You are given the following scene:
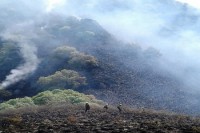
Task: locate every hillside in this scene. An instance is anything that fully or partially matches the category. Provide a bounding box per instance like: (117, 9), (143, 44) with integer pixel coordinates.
(0, 15), (197, 114)
(1, 103), (200, 133)
(2, 0), (200, 132)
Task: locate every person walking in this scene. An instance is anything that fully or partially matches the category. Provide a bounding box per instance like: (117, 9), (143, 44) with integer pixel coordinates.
(117, 104), (122, 113)
(104, 103), (108, 110)
(85, 102), (90, 112)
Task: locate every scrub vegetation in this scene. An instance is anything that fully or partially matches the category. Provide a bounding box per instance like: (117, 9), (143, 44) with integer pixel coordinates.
(0, 89), (104, 111)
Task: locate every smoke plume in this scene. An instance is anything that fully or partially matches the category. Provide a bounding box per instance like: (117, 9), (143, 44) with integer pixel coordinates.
(0, 22), (39, 89)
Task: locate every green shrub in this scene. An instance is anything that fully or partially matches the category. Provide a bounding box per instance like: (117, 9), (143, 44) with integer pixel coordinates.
(69, 52), (98, 68)
(32, 91), (55, 105)
(54, 46), (76, 60)
(0, 89), (104, 111)
(0, 103), (14, 110)
(0, 97), (35, 110)
(34, 89), (103, 105)
(37, 69), (87, 90)
(53, 45), (98, 68)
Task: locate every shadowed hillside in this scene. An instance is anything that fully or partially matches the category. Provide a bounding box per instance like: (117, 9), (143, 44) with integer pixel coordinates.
(0, 15), (198, 114)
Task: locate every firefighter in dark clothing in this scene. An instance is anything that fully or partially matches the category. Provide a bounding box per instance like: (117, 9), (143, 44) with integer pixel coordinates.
(104, 103), (108, 110)
(117, 104), (122, 112)
(85, 102), (90, 112)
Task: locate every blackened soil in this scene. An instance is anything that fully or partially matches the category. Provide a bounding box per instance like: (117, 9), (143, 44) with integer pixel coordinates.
(0, 104), (200, 133)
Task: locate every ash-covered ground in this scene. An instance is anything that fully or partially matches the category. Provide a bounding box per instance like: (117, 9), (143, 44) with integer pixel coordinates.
(1, 0), (200, 116)
(1, 103), (200, 133)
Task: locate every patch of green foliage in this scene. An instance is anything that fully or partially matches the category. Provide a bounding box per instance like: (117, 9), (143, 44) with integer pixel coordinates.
(54, 45), (98, 68)
(69, 51), (98, 68)
(0, 97), (35, 110)
(0, 89), (104, 111)
(37, 69), (87, 90)
(32, 89), (103, 105)
(54, 45), (76, 60)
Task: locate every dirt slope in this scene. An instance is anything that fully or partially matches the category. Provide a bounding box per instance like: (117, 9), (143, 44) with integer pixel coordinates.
(1, 104), (200, 133)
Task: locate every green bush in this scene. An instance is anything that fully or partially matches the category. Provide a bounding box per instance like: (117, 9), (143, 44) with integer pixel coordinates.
(0, 103), (15, 110)
(0, 97), (35, 110)
(53, 45), (98, 68)
(54, 46), (76, 60)
(0, 89), (104, 111)
(32, 91), (54, 105)
(69, 52), (98, 68)
(33, 89), (103, 105)
(37, 69), (87, 90)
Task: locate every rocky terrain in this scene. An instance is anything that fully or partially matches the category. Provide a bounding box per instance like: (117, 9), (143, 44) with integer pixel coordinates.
(1, 104), (200, 133)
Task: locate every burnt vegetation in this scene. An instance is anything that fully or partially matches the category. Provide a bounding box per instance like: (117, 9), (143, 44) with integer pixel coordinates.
(0, 2), (200, 132)
(1, 0), (200, 132)
(0, 15), (197, 114)
(1, 104), (200, 133)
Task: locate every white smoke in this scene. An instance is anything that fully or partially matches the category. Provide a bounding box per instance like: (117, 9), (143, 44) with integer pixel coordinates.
(0, 0), (200, 92)
(176, 0), (200, 9)
(0, 22), (39, 89)
(41, 0), (200, 92)
(45, 0), (66, 12)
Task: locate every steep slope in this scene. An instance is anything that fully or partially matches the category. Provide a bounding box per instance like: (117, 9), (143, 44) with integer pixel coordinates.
(0, 15), (195, 114)
(37, 16), (191, 113)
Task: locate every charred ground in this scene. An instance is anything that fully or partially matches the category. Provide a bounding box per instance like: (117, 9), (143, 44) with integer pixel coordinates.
(0, 15), (198, 114)
(1, 103), (200, 133)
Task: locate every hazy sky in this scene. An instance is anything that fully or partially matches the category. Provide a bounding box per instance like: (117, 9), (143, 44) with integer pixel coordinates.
(176, 0), (200, 9)
(46, 0), (200, 11)
(46, 0), (66, 12)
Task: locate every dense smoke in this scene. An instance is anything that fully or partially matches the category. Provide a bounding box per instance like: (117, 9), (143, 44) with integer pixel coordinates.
(0, 0), (200, 94)
(0, 22), (39, 89)
(0, 43), (38, 89)
(42, 0), (200, 92)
